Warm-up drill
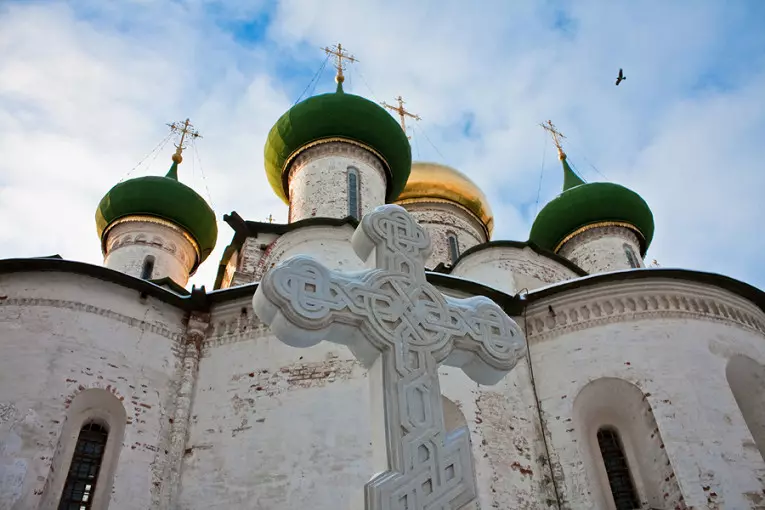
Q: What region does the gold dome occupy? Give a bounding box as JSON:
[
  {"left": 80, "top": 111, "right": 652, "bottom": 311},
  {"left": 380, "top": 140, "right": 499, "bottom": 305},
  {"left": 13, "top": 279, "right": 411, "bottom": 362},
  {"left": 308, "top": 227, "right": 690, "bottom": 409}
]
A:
[{"left": 395, "top": 162, "right": 494, "bottom": 238}]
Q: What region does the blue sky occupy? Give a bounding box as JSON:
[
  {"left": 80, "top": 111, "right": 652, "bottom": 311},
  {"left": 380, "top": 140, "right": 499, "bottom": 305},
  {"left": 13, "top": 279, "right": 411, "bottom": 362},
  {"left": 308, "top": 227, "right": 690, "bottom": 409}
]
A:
[{"left": 0, "top": 0, "right": 764, "bottom": 290}]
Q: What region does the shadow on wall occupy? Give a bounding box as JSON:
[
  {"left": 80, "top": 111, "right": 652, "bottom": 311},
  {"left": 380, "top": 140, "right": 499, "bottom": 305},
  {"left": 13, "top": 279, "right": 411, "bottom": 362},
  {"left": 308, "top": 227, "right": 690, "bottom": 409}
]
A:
[
  {"left": 572, "top": 378, "right": 683, "bottom": 510},
  {"left": 726, "top": 355, "right": 765, "bottom": 462}
]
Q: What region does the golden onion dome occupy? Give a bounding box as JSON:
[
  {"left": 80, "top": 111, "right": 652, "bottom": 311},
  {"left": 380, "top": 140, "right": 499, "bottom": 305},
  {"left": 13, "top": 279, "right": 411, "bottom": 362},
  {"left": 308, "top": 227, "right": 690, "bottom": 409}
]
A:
[{"left": 395, "top": 162, "right": 494, "bottom": 238}]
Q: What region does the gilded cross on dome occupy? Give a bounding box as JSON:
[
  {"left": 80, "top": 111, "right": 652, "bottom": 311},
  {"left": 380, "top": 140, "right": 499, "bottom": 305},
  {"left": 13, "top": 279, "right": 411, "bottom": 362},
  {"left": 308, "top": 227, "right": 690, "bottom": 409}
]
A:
[
  {"left": 166, "top": 118, "right": 202, "bottom": 164},
  {"left": 253, "top": 204, "right": 526, "bottom": 509},
  {"left": 323, "top": 43, "right": 358, "bottom": 84},
  {"left": 540, "top": 119, "right": 567, "bottom": 160},
  {"left": 381, "top": 95, "right": 421, "bottom": 139}
]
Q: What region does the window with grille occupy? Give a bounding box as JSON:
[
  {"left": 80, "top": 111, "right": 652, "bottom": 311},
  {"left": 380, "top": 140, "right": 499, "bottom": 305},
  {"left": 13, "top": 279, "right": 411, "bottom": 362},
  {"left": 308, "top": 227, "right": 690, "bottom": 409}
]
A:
[
  {"left": 347, "top": 167, "right": 360, "bottom": 220},
  {"left": 58, "top": 422, "right": 108, "bottom": 510},
  {"left": 623, "top": 244, "right": 639, "bottom": 269},
  {"left": 597, "top": 427, "right": 640, "bottom": 510},
  {"left": 140, "top": 255, "right": 155, "bottom": 280},
  {"left": 447, "top": 233, "right": 459, "bottom": 263}
]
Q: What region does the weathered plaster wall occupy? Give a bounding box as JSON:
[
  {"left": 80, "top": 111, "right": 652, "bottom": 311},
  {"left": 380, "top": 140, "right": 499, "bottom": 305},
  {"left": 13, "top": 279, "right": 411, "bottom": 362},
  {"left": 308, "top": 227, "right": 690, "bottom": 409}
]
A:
[
  {"left": 258, "top": 225, "right": 366, "bottom": 275},
  {"left": 526, "top": 279, "right": 765, "bottom": 509},
  {"left": 287, "top": 141, "right": 387, "bottom": 222},
  {"left": 439, "top": 361, "right": 559, "bottom": 509},
  {"left": 557, "top": 226, "right": 643, "bottom": 274},
  {"left": 180, "top": 297, "right": 374, "bottom": 508},
  {"left": 182, "top": 295, "right": 548, "bottom": 510},
  {"left": 104, "top": 219, "right": 198, "bottom": 286},
  {"left": 0, "top": 272, "right": 186, "bottom": 510},
  {"left": 398, "top": 201, "right": 486, "bottom": 269},
  {"left": 227, "top": 232, "right": 280, "bottom": 288},
  {"left": 452, "top": 245, "right": 580, "bottom": 295}
]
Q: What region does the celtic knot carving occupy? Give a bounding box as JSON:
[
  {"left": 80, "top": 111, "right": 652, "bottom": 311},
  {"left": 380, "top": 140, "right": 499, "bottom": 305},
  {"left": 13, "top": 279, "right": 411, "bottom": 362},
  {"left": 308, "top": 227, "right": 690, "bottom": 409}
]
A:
[{"left": 253, "top": 204, "right": 526, "bottom": 510}]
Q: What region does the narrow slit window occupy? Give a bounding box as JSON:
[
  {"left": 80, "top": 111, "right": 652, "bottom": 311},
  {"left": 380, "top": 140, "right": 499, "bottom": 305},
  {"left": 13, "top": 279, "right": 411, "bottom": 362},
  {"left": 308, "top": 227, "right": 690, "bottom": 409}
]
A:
[
  {"left": 347, "top": 167, "right": 360, "bottom": 220},
  {"left": 58, "top": 422, "right": 109, "bottom": 510},
  {"left": 140, "top": 255, "right": 155, "bottom": 280},
  {"left": 447, "top": 233, "right": 459, "bottom": 263},
  {"left": 597, "top": 427, "right": 640, "bottom": 510},
  {"left": 624, "top": 244, "right": 639, "bottom": 269}
]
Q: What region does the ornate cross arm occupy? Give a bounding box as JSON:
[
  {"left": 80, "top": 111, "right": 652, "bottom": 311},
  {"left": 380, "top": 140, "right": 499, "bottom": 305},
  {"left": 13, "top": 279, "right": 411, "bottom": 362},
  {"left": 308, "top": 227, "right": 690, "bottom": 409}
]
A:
[{"left": 252, "top": 205, "right": 527, "bottom": 510}]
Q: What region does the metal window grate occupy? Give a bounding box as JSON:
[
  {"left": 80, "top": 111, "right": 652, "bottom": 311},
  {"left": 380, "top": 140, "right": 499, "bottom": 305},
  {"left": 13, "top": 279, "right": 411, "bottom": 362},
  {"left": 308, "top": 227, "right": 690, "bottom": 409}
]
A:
[
  {"left": 141, "top": 255, "right": 155, "bottom": 280},
  {"left": 623, "top": 244, "right": 639, "bottom": 269},
  {"left": 447, "top": 234, "right": 459, "bottom": 263},
  {"left": 597, "top": 427, "right": 640, "bottom": 510},
  {"left": 348, "top": 168, "right": 360, "bottom": 220},
  {"left": 58, "top": 422, "right": 108, "bottom": 510}
]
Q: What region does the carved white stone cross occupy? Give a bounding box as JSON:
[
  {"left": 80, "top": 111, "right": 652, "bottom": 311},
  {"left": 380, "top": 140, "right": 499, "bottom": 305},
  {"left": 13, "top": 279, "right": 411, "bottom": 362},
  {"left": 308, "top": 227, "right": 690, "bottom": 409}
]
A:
[{"left": 253, "top": 204, "right": 526, "bottom": 510}]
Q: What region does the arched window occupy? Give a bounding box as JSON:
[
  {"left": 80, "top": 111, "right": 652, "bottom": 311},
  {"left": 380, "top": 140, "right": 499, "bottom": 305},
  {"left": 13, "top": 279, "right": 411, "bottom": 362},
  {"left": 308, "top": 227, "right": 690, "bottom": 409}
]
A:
[
  {"left": 58, "top": 422, "right": 109, "bottom": 510},
  {"left": 726, "top": 355, "right": 765, "bottom": 461},
  {"left": 140, "top": 255, "right": 155, "bottom": 280},
  {"left": 347, "top": 167, "right": 360, "bottom": 220},
  {"left": 623, "top": 244, "right": 639, "bottom": 268},
  {"left": 597, "top": 427, "right": 639, "bottom": 510},
  {"left": 447, "top": 233, "right": 459, "bottom": 263}
]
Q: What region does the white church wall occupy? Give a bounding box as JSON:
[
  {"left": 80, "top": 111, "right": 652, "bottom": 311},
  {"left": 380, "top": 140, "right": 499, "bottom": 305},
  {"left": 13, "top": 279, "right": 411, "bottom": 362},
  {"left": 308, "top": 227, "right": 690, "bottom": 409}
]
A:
[
  {"left": 398, "top": 202, "right": 485, "bottom": 269},
  {"left": 557, "top": 225, "right": 643, "bottom": 274},
  {"left": 726, "top": 355, "right": 765, "bottom": 463},
  {"left": 258, "top": 224, "right": 366, "bottom": 275},
  {"left": 451, "top": 245, "right": 580, "bottom": 295},
  {"left": 525, "top": 279, "right": 765, "bottom": 509},
  {"left": 572, "top": 377, "right": 681, "bottom": 510},
  {"left": 180, "top": 297, "right": 374, "bottom": 509},
  {"left": 104, "top": 219, "right": 198, "bottom": 286},
  {"left": 439, "top": 360, "right": 559, "bottom": 510},
  {"left": 287, "top": 141, "right": 387, "bottom": 222},
  {"left": 0, "top": 272, "right": 186, "bottom": 509}
]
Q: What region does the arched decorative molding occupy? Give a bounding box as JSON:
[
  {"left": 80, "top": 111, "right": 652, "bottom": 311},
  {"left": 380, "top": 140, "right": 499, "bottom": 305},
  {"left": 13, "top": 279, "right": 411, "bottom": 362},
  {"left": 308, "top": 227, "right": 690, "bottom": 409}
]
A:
[
  {"left": 726, "top": 355, "right": 765, "bottom": 461},
  {"left": 526, "top": 280, "right": 765, "bottom": 342},
  {"left": 39, "top": 388, "right": 127, "bottom": 510},
  {"left": 572, "top": 378, "right": 684, "bottom": 510}
]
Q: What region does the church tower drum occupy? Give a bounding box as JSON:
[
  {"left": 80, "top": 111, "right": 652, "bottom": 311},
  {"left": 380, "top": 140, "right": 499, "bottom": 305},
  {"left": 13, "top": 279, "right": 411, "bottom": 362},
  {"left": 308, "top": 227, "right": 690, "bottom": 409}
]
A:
[
  {"left": 95, "top": 120, "right": 217, "bottom": 287},
  {"left": 529, "top": 121, "right": 654, "bottom": 274},
  {"left": 395, "top": 162, "right": 494, "bottom": 269},
  {"left": 263, "top": 44, "right": 411, "bottom": 222}
]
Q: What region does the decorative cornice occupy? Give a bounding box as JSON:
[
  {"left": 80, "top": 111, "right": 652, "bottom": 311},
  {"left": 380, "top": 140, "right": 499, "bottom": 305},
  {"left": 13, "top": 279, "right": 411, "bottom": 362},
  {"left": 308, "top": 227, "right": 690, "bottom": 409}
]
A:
[
  {"left": 102, "top": 215, "right": 201, "bottom": 262},
  {"left": 525, "top": 280, "right": 765, "bottom": 342},
  {"left": 0, "top": 297, "right": 184, "bottom": 341},
  {"left": 554, "top": 221, "right": 644, "bottom": 253}
]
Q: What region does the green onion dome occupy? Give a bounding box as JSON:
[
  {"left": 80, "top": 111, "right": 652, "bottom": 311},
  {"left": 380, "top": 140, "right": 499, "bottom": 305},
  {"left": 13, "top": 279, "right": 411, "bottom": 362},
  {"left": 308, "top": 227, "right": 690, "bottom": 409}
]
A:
[
  {"left": 95, "top": 160, "right": 218, "bottom": 269},
  {"left": 529, "top": 154, "right": 654, "bottom": 255},
  {"left": 264, "top": 82, "right": 412, "bottom": 204}
]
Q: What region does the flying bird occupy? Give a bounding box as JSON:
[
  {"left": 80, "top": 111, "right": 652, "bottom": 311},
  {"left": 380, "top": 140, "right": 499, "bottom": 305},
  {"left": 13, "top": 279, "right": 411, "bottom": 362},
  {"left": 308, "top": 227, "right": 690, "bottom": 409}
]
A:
[{"left": 615, "top": 68, "right": 626, "bottom": 86}]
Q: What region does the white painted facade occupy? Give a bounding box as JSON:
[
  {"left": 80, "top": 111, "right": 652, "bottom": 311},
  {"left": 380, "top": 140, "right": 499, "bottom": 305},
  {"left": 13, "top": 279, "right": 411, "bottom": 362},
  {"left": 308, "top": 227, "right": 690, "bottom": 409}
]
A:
[
  {"left": 103, "top": 218, "right": 199, "bottom": 286},
  {"left": 2, "top": 129, "right": 765, "bottom": 509},
  {"left": 451, "top": 243, "right": 581, "bottom": 295},
  {"left": 3, "top": 220, "right": 765, "bottom": 509}
]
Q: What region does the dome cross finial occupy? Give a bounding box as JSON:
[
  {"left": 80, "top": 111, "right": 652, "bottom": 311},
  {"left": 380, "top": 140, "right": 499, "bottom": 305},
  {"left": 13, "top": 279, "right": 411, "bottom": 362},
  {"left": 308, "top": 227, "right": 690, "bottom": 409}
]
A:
[
  {"left": 322, "top": 43, "right": 358, "bottom": 84},
  {"left": 167, "top": 118, "right": 202, "bottom": 165},
  {"left": 540, "top": 119, "right": 567, "bottom": 160},
  {"left": 381, "top": 95, "right": 421, "bottom": 139}
]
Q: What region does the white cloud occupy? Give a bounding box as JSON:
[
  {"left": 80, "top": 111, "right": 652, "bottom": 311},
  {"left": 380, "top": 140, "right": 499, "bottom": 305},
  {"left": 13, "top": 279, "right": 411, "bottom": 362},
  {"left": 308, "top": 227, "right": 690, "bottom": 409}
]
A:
[{"left": 0, "top": 0, "right": 763, "bottom": 290}]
